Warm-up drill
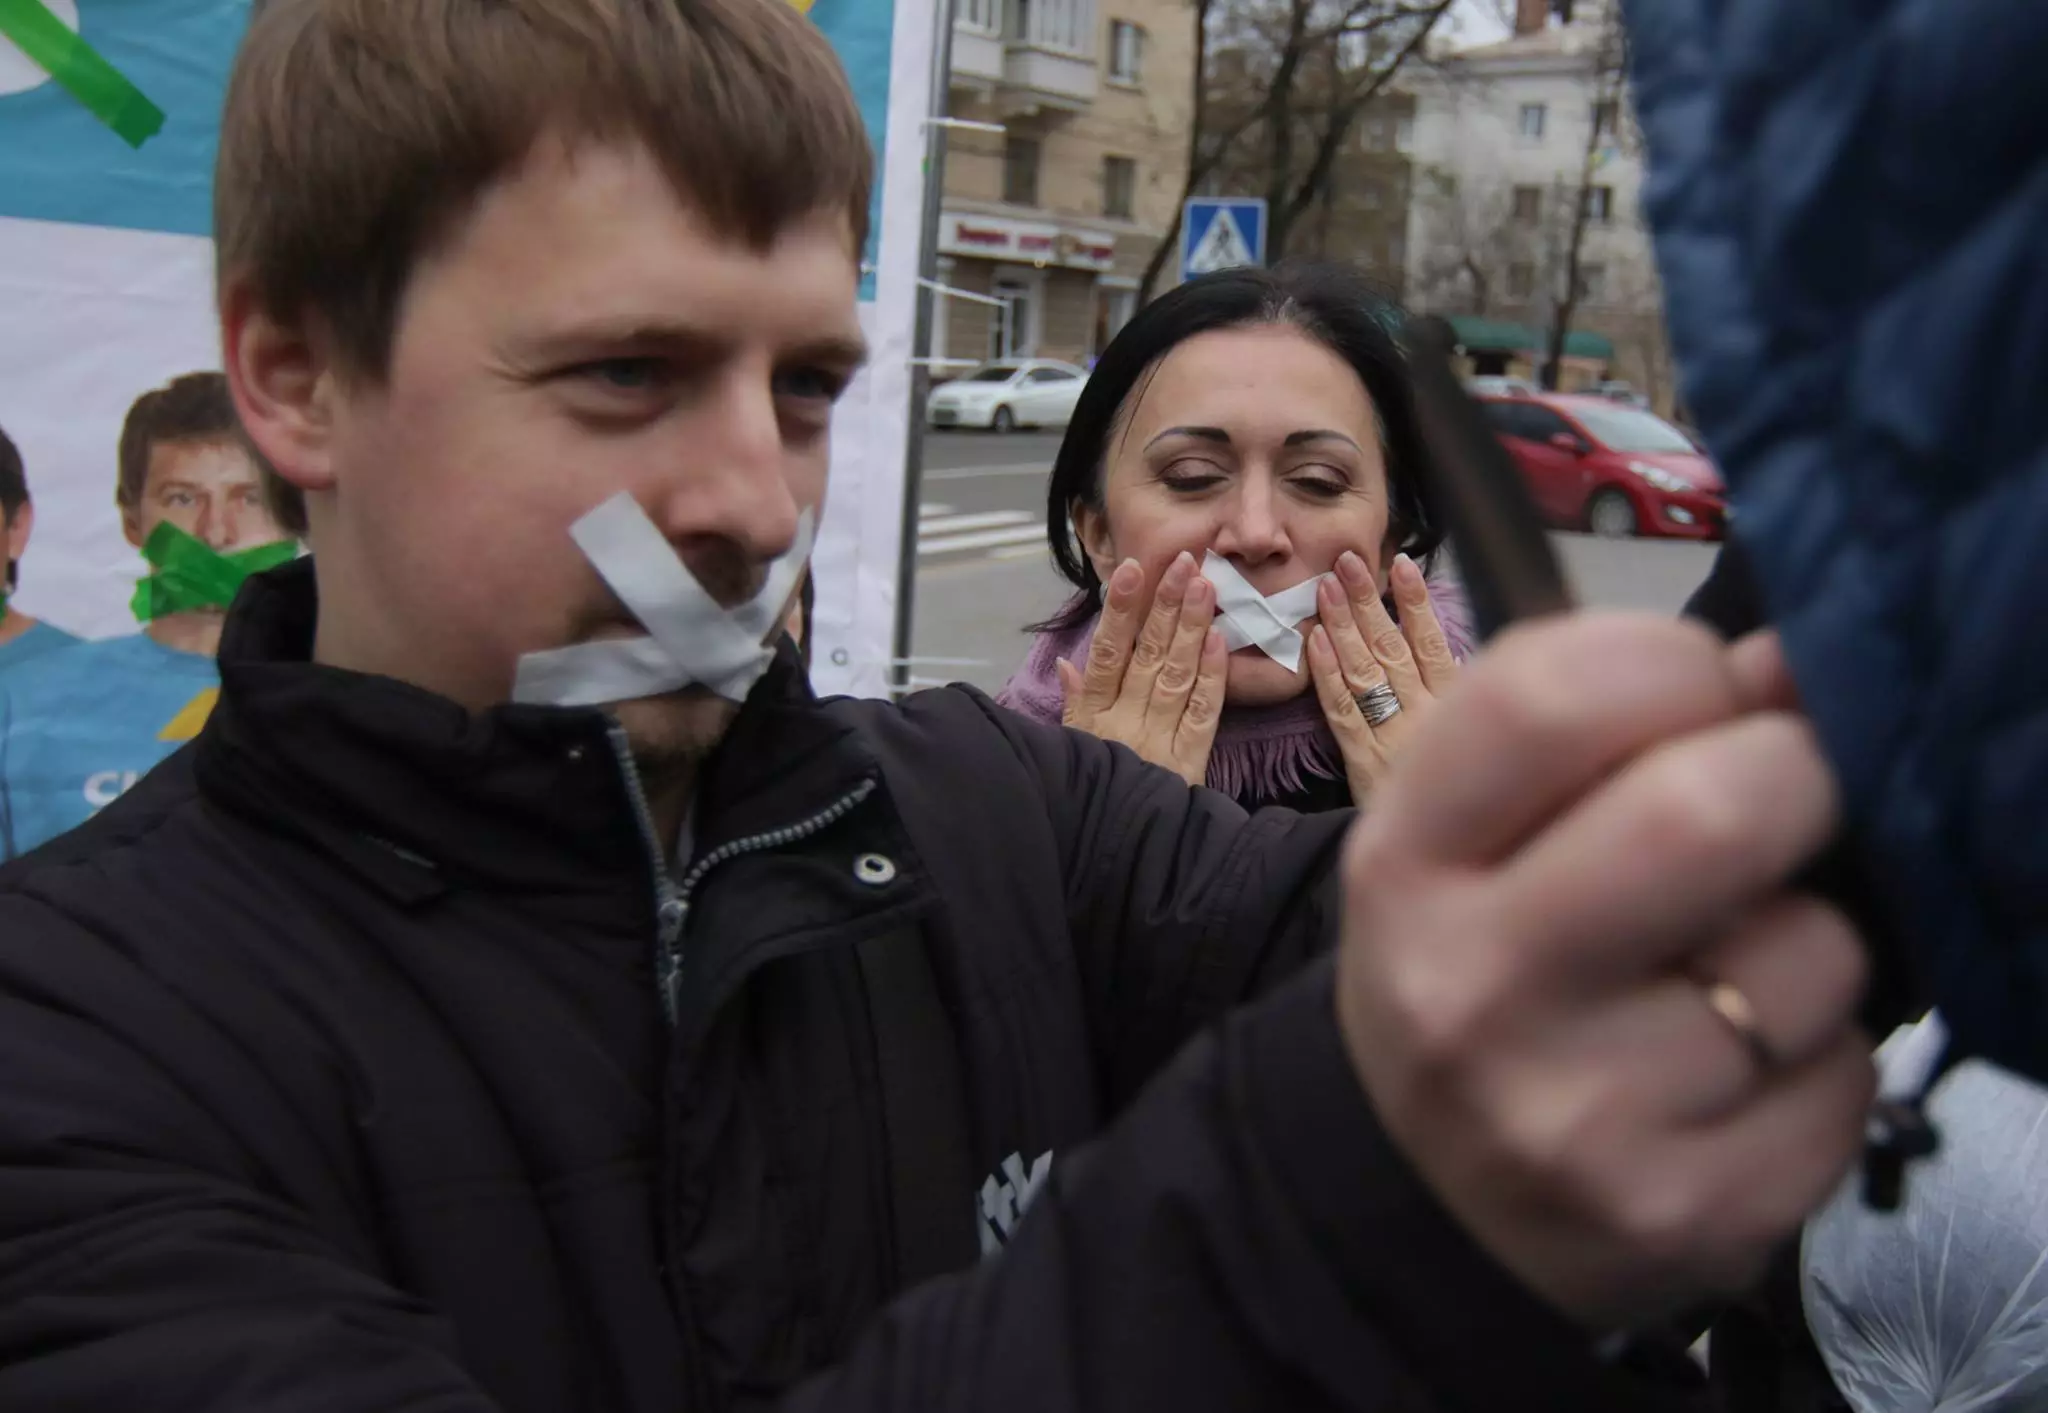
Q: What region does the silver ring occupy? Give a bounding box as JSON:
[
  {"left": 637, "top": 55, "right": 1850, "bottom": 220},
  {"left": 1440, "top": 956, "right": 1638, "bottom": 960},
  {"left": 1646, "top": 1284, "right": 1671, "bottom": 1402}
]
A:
[{"left": 1353, "top": 682, "right": 1402, "bottom": 728}]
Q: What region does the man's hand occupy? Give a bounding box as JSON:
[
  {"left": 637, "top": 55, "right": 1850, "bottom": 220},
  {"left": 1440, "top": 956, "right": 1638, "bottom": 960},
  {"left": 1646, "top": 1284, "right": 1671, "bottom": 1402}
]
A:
[{"left": 1335, "top": 615, "right": 1874, "bottom": 1332}]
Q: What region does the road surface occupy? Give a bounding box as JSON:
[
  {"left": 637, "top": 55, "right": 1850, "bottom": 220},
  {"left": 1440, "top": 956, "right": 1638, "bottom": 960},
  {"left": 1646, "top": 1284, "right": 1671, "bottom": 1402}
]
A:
[{"left": 906, "top": 431, "right": 1721, "bottom": 695}]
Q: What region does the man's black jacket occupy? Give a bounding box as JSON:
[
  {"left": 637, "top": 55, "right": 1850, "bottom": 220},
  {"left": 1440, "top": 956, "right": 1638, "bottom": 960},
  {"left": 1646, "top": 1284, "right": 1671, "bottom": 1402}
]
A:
[{"left": 0, "top": 562, "right": 1681, "bottom": 1411}]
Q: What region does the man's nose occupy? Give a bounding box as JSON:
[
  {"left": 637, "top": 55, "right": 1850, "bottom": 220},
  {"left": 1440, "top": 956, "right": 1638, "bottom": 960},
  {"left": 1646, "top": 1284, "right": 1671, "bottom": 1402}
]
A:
[
  {"left": 197, "top": 500, "right": 236, "bottom": 551},
  {"left": 1210, "top": 475, "right": 1289, "bottom": 566},
  {"left": 645, "top": 371, "right": 803, "bottom": 605}
]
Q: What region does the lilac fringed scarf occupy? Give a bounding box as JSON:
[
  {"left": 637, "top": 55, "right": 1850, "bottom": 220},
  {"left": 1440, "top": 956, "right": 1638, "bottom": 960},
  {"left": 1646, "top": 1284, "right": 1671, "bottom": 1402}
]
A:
[{"left": 997, "top": 565, "right": 1476, "bottom": 802}]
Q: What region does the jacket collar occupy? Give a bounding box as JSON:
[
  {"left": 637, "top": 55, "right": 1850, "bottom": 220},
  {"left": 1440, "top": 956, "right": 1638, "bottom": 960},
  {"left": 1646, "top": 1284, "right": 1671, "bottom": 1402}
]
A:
[{"left": 195, "top": 560, "right": 880, "bottom": 918}]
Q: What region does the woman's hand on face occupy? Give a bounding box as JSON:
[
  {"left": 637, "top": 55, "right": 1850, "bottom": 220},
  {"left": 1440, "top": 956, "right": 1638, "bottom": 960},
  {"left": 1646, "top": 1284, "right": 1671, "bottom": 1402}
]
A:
[
  {"left": 1307, "top": 550, "right": 1461, "bottom": 804},
  {"left": 1058, "top": 552, "right": 1228, "bottom": 787}
]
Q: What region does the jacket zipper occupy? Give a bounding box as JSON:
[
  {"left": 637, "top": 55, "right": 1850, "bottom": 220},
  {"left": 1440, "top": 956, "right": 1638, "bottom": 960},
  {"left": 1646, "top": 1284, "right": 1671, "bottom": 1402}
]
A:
[
  {"left": 604, "top": 724, "right": 878, "bottom": 1027},
  {"left": 605, "top": 725, "right": 690, "bottom": 1026},
  {"left": 661, "top": 776, "right": 879, "bottom": 1024}
]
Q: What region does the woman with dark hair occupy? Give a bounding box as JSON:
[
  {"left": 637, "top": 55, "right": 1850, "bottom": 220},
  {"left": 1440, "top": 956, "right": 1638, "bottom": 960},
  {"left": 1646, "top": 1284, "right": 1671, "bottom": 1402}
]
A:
[{"left": 999, "top": 264, "right": 1472, "bottom": 812}]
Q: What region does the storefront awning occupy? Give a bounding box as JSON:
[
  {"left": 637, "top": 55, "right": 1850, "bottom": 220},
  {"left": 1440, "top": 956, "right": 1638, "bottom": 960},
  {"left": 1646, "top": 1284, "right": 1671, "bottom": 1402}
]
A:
[{"left": 1447, "top": 315, "right": 1614, "bottom": 361}]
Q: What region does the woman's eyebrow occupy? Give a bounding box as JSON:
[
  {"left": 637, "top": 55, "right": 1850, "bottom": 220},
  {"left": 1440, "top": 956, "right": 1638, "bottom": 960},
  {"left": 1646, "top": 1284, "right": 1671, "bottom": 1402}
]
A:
[
  {"left": 1144, "top": 425, "right": 1233, "bottom": 450},
  {"left": 1284, "top": 429, "right": 1363, "bottom": 451}
]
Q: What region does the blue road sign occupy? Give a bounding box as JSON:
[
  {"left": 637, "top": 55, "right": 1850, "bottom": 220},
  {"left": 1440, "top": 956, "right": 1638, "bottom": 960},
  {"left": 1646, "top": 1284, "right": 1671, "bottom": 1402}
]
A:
[{"left": 1181, "top": 197, "right": 1267, "bottom": 281}]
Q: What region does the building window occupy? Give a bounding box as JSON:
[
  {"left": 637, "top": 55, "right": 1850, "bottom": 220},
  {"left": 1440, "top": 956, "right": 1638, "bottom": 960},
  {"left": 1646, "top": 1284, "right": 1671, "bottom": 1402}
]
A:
[
  {"left": 1591, "top": 98, "right": 1619, "bottom": 139},
  {"left": 1360, "top": 181, "right": 1384, "bottom": 211},
  {"left": 958, "top": 0, "right": 1003, "bottom": 32},
  {"left": 1585, "top": 184, "right": 1615, "bottom": 223},
  {"left": 1512, "top": 185, "right": 1543, "bottom": 224},
  {"left": 1014, "top": 0, "right": 1093, "bottom": 52},
  {"left": 1004, "top": 136, "right": 1041, "bottom": 207},
  {"left": 1576, "top": 262, "right": 1606, "bottom": 301},
  {"left": 1101, "top": 155, "right": 1137, "bottom": 219},
  {"left": 1093, "top": 285, "right": 1137, "bottom": 355},
  {"left": 990, "top": 275, "right": 1039, "bottom": 359},
  {"left": 1363, "top": 110, "right": 1412, "bottom": 154},
  {"left": 1108, "top": 20, "right": 1144, "bottom": 81},
  {"left": 1519, "top": 103, "right": 1547, "bottom": 141},
  {"left": 1431, "top": 170, "right": 1458, "bottom": 199},
  {"left": 1508, "top": 262, "right": 1535, "bottom": 299}
]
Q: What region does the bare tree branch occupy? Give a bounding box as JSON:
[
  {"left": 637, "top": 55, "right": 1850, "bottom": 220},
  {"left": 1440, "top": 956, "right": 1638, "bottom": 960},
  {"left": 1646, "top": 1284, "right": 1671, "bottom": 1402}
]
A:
[
  {"left": 1539, "top": 8, "right": 1624, "bottom": 387},
  {"left": 1144, "top": 0, "right": 1452, "bottom": 285},
  {"left": 1271, "top": 0, "right": 1452, "bottom": 256}
]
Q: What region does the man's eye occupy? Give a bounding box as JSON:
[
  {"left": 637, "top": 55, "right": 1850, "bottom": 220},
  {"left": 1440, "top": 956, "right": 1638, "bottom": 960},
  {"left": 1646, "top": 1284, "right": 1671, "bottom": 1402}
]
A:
[
  {"left": 576, "top": 358, "right": 662, "bottom": 390},
  {"left": 774, "top": 367, "right": 848, "bottom": 402}
]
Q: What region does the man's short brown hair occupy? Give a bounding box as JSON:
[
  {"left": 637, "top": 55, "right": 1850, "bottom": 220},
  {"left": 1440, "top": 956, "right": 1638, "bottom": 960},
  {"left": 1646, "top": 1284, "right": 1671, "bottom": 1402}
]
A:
[
  {"left": 216, "top": 0, "right": 875, "bottom": 536},
  {"left": 0, "top": 425, "right": 24, "bottom": 527},
  {"left": 118, "top": 373, "right": 240, "bottom": 513}
]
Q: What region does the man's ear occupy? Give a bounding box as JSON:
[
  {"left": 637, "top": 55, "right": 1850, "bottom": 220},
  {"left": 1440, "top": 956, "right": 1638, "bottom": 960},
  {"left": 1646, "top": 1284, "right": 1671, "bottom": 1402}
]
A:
[
  {"left": 1071, "top": 500, "right": 1116, "bottom": 584},
  {"left": 121, "top": 503, "right": 144, "bottom": 551},
  {"left": 221, "top": 280, "right": 338, "bottom": 500}
]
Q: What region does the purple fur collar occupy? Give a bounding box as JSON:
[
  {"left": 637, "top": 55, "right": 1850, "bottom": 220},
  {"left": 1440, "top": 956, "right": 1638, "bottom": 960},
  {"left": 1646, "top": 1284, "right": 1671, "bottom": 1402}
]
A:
[{"left": 997, "top": 567, "right": 1475, "bottom": 802}]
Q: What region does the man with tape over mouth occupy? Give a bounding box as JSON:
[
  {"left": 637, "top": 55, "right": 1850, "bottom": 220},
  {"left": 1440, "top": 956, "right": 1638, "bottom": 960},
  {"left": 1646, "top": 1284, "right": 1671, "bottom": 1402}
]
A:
[
  {"left": 0, "top": 1, "right": 1875, "bottom": 1410},
  {"left": 0, "top": 372, "right": 294, "bottom": 859}
]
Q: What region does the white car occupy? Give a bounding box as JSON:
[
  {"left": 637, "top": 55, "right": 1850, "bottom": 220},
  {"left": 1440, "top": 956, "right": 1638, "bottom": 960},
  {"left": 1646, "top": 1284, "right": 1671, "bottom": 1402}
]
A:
[{"left": 927, "top": 360, "right": 1088, "bottom": 432}]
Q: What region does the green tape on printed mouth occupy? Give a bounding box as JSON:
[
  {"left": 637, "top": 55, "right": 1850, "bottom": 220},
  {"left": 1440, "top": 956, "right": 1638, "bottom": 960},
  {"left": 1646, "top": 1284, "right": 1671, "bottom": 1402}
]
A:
[
  {"left": 131, "top": 523, "right": 297, "bottom": 621},
  {"left": 0, "top": 0, "right": 166, "bottom": 148}
]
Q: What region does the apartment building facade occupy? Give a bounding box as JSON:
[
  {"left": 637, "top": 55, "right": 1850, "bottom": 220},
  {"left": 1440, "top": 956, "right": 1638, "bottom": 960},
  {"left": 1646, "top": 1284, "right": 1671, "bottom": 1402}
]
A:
[
  {"left": 1401, "top": 0, "right": 1679, "bottom": 409},
  {"left": 933, "top": 0, "right": 1194, "bottom": 370}
]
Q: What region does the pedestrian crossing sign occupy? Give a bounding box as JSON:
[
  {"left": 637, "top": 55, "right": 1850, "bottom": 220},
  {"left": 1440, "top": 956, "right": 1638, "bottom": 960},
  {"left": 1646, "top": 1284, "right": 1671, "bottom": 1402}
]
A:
[{"left": 1181, "top": 198, "right": 1267, "bottom": 281}]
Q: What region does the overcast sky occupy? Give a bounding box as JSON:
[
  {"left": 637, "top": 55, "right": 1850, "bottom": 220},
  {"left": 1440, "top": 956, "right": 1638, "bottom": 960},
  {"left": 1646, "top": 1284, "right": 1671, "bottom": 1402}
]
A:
[{"left": 1446, "top": 0, "right": 1513, "bottom": 47}]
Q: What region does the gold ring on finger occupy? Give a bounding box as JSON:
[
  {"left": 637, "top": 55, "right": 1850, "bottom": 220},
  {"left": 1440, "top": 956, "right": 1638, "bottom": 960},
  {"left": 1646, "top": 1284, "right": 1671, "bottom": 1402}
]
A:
[
  {"left": 1353, "top": 682, "right": 1402, "bottom": 727},
  {"left": 1697, "top": 978, "right": 1778, "bottom": 1072}
]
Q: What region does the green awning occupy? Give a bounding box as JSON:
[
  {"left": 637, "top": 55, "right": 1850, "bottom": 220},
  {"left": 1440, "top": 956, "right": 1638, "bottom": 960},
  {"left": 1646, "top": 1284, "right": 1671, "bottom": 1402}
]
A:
[{"left": 1447, "top": 316, "right": 1613, "bottom": 361}]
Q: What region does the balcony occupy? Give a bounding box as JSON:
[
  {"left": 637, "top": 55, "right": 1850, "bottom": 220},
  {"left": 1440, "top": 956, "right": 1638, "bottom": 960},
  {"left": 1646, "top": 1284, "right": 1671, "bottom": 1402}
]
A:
[
  {"left": 947, "top": 0, "right": 1097, "bottom": 109},
  {"left": 1001, "top": 45, "right": 1097, "bottom": 108},
  {"left": 952, "top": 0, "right": 1006, "bottom": 87},
  {"left": 1005, "top": 0, "right": 1098, "bottom": 106}
]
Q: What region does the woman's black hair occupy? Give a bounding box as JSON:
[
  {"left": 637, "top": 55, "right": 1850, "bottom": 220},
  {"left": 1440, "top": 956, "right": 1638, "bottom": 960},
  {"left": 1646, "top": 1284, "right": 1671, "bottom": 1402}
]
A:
[{"left": 1034, "top": 261, "right": 1445, "bottom": 633}]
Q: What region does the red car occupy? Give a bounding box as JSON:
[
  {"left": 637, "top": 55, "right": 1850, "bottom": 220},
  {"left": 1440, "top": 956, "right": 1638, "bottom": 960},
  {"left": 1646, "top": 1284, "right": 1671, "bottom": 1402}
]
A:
[{"left": 1476, "top": 393, "right": 1727, "bottom": 540}]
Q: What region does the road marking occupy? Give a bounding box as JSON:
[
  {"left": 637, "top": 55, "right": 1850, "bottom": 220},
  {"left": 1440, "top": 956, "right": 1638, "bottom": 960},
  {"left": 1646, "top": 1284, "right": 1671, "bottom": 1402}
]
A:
[
  {"left": 923, "top": 463, "right": 1054, "bottom": 482},
  {"left": 990, "top": 540, "right": 1052, "bottom": 561},
  {"left": 917, "top": 510, "right": 1036, "bottom": 535},
  {"left": 919, "top": 502, "right": 956, "bottom": 519},
  {"left": 918, "top": 524, "right": 1046, "bottom": 556}
]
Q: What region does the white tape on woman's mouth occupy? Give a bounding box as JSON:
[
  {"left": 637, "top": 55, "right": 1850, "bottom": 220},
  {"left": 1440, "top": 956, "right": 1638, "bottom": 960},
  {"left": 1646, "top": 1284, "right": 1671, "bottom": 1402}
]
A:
[
  {"left": 1202, "top": 552, "right": 1327, "bottom": 673},
  {"left": 511, "top": 492, "right": 815, "bottom": 708}
]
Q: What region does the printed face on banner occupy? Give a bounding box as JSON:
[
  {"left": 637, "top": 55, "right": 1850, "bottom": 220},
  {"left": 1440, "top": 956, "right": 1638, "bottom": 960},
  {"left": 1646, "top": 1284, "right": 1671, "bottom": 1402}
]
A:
[
  {"left": 3, "top": 500, "right": 29, "bottom": 589},
  {"left": 3, "top": 0, "right": 927, "bottom": 700},
  {"left": 123, "top": 439, "right": 281, "bottom": 554},
  {"left": 243, "top": 135, "right": 864, "bottom": 758}
]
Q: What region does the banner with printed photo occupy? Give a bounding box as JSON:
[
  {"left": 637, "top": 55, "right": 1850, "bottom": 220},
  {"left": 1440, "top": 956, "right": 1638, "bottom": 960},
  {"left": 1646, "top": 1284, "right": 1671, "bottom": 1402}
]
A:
[{"left": 0, "top": 0, "right": 932, "bottom": 698}]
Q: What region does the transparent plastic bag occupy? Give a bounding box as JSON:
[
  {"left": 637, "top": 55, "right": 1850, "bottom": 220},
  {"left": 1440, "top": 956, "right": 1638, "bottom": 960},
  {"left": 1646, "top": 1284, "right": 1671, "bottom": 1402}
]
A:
[{"left": 1802, "top": 1017, "right": 2048, "bottom": 1411}]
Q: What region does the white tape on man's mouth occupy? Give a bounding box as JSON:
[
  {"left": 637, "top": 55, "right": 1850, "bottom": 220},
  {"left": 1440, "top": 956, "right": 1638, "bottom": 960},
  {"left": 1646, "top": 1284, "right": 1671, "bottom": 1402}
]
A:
[
  {"left": 511, "top": 492, "right": 815, "bottom": 708},
  {"left": 1201, "top": 552, "right": 1326, "bottom": 673}
]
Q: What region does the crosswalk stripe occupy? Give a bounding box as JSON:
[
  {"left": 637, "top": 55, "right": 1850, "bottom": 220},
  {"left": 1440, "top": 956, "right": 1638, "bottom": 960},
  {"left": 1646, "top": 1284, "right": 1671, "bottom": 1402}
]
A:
[
  {"left": 918, "top": 502, "right": 956, "bottom": 519},
  {"left": 918, "top": 510, "right": 1035, "bottom": 536},
  {"left": 918, "top": 524, "right": 1048, "bottom": 556}
]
